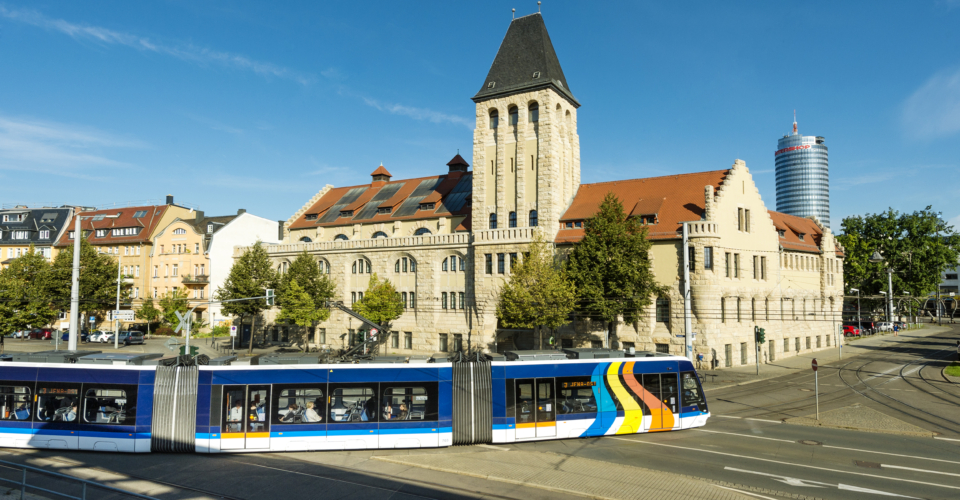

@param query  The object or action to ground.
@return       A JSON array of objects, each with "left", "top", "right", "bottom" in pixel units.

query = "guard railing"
[{"left": 0, "top": 459, "right": 157, "bottom": 500}]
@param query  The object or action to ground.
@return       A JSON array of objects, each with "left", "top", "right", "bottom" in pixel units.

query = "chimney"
[
  {"left": 194, "top": 210, "right": 204, "bottom": 221},
  {"left": 237, "top": 208, "right": 246, "bottom": 215},
  {"left": 166, "top": 194, "right": 174, "bottom": 205}
]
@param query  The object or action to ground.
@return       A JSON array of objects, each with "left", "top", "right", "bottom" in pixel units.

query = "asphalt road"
[{"left": 1, "top": 327, "right": 958, "bottom": 499}]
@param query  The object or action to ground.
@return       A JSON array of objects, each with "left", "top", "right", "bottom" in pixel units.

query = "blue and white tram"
[{"left": 0, "top": 350, "right": 709, "bottom": 454}]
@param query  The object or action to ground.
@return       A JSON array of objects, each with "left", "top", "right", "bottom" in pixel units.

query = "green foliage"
[
  {"left": 212, "top": 324, "right": 230, "bottom": 337},
  {"left": 496, "top": 231, "right": 577, "bottom": 335},
  {"left": 154, "top": 326, "right": 175, "bottom": 336},
  {"left": 353, "top": 273, "right": 403, "bottom": 328},
  {"left": 838, "top": 206, "right": 960, "bottom": 298},
  {"left": 565, "top": 193, "right": 667, "bottom": 339},
  {"left": 135, "top": 298, "right": 161, "bottom": 335},
  {"left": 158, "top": 289, "right": 189, "bottom": 328},
  {"left": 279, "top": 251, "right": 335, "bottom": 323},
  {"left": 277, "top": 280, "right": 325, "bottom": 327},
  {"left": 945, "top": 363, "right": 960, "bottom": 378},
  {"left": 0, "top": 246, "right": 57, "bottom": 332},
  {"left": 48, "top": 238, "right": 127, "bottom": 318},
  {"left": 215, "top": 241, "right": 279, "bottom": 318}
]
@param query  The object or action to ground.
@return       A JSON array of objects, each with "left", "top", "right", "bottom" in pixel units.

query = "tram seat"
[
  {"left": 14, "top": 407, "right": 29, "bottom": 420},
  {"left": 409, "top": 410, "right": 424, "bottom": 420}
]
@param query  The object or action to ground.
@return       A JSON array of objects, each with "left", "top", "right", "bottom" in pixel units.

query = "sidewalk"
[{"left": 698, "top": 325, "right": 956, "bottom": 391}]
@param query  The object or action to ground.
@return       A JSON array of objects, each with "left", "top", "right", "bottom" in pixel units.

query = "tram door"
[
  {"left": 642, "top": 374, "right": 679, "bottom": 430},
  {"left": 220, "top": 385, "right": 271, "bottom": 450},
  {"left": 514, "top": 378, "right": 556, "bottom": 439}
]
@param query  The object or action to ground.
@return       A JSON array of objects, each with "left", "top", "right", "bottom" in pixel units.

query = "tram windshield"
[
  {"left": 0, "top": 386, "right": 31, "bottom": 420},
  {"left": 680, "top": 372, "right": 707, "bottom": 412}
]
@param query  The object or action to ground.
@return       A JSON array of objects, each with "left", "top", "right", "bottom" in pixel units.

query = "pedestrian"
[{"left": 696, "top": 352, "right": 704, "bottom": 370}]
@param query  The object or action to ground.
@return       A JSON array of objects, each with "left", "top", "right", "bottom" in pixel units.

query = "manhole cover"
[
  {"left": 855, "top": 460, "right": 881, "bottom": 469},
  {"left": 799, "top": 388, "right": 812, "bottom": 392},
  {"left": 798, "top": 440, "right": 822, "bottom": 446}
]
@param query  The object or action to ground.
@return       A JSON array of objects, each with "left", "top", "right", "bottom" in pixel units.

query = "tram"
[{"left": 0, "top": 349, "right": 709, "bottom": 453}]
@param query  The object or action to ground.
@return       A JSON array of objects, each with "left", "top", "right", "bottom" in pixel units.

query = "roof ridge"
[{"left": 581, "top": 169, "right": 730, "bottom": 188}]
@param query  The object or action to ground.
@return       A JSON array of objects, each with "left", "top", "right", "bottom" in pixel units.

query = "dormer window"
[
  {"left": 419, "top": 203, "right": 435, "bottom": 211},
  {"left": 207, "top": 224, "right": 214, "bottom": 233},
  {"left": 378, "top": 207, "right": 392, "bottom": 215},
  {"left": 95, "top": 229, "right": 107, "bottom": 238},
  {"left": 339, "top": 210, "right": 354, "bottom": 218},
  {"left": 304, "top": 214, "right": 318, "bottom": 221},
  {"left": 638, "top": 215, "right": 656, "bottom": 225},
  {"left": 778, "top": 229, "right": 786, "bottom": 238},
  {"left": 798, "top": 233, "right": 805, "bottom": 241},
  {"left": 2, "top": 214, "right": 25, "bottom": 222}
]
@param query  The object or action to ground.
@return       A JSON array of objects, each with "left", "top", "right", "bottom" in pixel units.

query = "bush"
[
  {"left": 154, "top": 326, "right": 176, "bottom": 336},
  {"left": 946, "top": 363, "right": 960, "bottom": 378}
]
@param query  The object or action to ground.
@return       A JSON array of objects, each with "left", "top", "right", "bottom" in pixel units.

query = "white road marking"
[
  {"left": 714, "top": 415, "right": 742, "bottom": 419},
  {"left": 724, "top": 467, "right": 920, "bottom": 498},
  {"left": 609, "top": 437, "right": 960, "bottom": 491},
  {"left": 934, "top": 436, "right": 960, "bottom": 443},
  {"left": 743, "top": 418, "right": 781, "bottom": 423},
  {"left": 694, "top": 429, "right": 960, "bottom": 466},
  {"left": 713, "top": 485, "right": 779, "bottom": 500},
  {"left": 883, "top": 464, "right": 960, "bottom": 478}
]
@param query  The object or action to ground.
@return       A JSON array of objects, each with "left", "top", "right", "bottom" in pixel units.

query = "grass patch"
[{"left": 945, "top": 363, "right": 960, "bottom": 378}]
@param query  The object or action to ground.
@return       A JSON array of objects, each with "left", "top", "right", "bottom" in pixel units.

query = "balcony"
[{"left": 181, "top": 274, "right": 209, "bottom": 284}]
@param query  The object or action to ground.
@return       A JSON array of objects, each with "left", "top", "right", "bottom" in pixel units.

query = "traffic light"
[
  {"left": 758, "top": 327, "right": 766, "bottom": 344},
  {"left": 266, "top": 289, "right": 275, "bottom": 306}
]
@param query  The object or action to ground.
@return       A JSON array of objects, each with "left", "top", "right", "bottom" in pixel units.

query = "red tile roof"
[
  {"left": 447, "top": 154, "right": 469, "bottom": 167},
  {"left": 556, "top": 170, "right": 728, "bottom": 243},
  {"left": 768, "top": 210, "right": 823, "bottom": 254},
  {"left": 371, "top": 165, "right": 392, "bottom": 177},
  {"left": 54, "top": 205, "right": 171, "bottom": 247}
]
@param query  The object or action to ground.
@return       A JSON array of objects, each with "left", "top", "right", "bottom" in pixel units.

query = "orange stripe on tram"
[
  {"left": 623, "top": 361, "right": 674, "bottom": 432},
  {"left": 605, "top": 362, "right": 643, "bottom": 434}
]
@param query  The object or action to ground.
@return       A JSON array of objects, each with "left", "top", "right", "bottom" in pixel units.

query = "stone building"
[{"left": 247, "top": 13, "right": 844, "bottom": 368}]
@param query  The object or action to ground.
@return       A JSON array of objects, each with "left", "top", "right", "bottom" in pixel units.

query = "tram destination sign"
[{"left": 561, "top": 381, "right": 597, "bottom": 389}]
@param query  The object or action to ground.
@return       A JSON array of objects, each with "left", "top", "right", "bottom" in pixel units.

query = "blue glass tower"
[{"left": 775, "top": 117, "right": 830, "bottom": 229}]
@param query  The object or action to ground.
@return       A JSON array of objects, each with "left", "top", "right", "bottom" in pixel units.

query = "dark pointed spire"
[{"left": 473, "top": 13, "right": 579, "bottom": 107}]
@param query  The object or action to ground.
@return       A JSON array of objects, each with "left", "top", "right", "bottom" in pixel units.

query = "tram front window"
[
  {"left": 0, "top": 386, "right": 31, "bottom": 420},
  {"left": 681, "top": 372, "right": 706, "bottom": 412}
]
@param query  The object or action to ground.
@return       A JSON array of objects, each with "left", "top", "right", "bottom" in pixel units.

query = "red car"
[
  {"left": 842, "top": 325, "right": 860, "bottom": 337},
  {"left": 27, "top": 328, "right": 54, "bottom": 340}
]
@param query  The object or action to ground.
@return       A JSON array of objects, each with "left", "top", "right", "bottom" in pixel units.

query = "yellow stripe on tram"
[{"left": 606, "top": 362, "right": 644, "bottom": 434}]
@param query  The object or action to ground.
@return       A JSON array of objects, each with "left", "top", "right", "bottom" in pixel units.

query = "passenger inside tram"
[
  {"left": 397, "top": 403, "right": 409, "bottom": 420},
  {"left": 383, "top": 403, "right": 394, "bottom": 420},
  {"left": 280, "top": 403, "right": 299, "bottom": 422},
  {"left": 302, "top": 402, "right": 321, "bottom": 422},
  {"left": 227, "top": 401, "right": 244, "bottom": 432}
]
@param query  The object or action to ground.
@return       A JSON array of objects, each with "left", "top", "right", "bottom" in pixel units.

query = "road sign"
[
  {"left": 89, "top": 316, "right": 96, "bottom": 323},
  {"left": 230, "top": 325, "right": 237, "bottom": 337},
  {"left": 811, "top": 358, "right": 818, "bottom": 372},
  {"left": 369, "top": 328, "right": 378, "bottom": 340},
  {"left": 174, "top": 311, "right": 189, "bottom": 333},
  {"left": 109, "top": 310, "right": 135, "bottom": 322}
]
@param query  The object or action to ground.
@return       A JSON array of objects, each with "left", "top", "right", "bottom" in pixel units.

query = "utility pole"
[
  {"left": 681, "top": 222, "right": 693, "bottom": 361},
  {"left": 68, "top": 215, "right": 82, "bottom": 351},
  {"left": 114, "top": 255, "right": 122, "bottom": 350}
]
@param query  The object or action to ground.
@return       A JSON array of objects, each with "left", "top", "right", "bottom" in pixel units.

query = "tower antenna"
[
  {"left": 538, "top": 1, "right": 542, "bottom": 13},
  {"left": 512, "top": 8, "right": 515, "bottom": 19},
  {"left": 792, "top": 109, "right": 798, "bottom": 135}
]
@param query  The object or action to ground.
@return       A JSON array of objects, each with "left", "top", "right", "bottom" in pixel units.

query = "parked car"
[
  {"left": 118, "top": 331, "right": 144, "bottom": 345},
  {"left": 842, "top": 325, "right": 861, "bottom": 337},
  {"left": 60, "top": 331, "right": 90, "bottom": 343},
  {"left": 876, "top": 322, "right": 893, "bottom": 332},
  {"left": 27, "top": 328, "right": 54, "bottom": 340},
  {"left": 96, "top": 332, "right": 116, "bottom": 343},
  {"left": 11, "top": 330, "right": 28, "bottom": 339}
]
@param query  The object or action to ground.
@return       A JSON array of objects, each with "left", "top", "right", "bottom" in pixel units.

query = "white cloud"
[
  {"left": 0, "top": 6, "right": 313, "bottom": 85},
  {"left": 0, "top": 115, "right": 143, "bottom": 178},
  {"left": 362, "top": 97, "right": 472, "bottom": 128},
  {"left": 902, "top": 67, "right": 960, "bottom": 140}
]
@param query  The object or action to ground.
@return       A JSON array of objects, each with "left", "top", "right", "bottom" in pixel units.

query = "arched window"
[
  {"left": 372, "top": 231, "right": 388, "bottom": 239},
  {"left": 529, "top": 210, "right": 538, "bottom": 227},
  {"left": 299, "top": 236, "right": 312, "bottom": 243},
  {"left": 173, "top": 228, "right": 186, "bottom": 235},
  {"left": 414, "top": 227, "right": 431, "bottom": 236},
  {"left": 489, "top": 213, "right": 497, "bottom": 229},
  {"left": 508, "top": 106, "right": 518, "bottom": 126},
  {"left": 508, "top": 212, "right": 517, "bottom": 228},
  {"left": 318, "top": 259, "right": 330, "bottom": 274},
  {"left": 442, "top": 259, "right": 448, "bottom": 272},
  {"left": 334, "top": 234, "right": 348, "bottom": 241},
  {"left": 656, "top": 297, "right": 670, "bottom": 323},
  {"left": 352, "top": 258, "right": 370, "bottom": 274},
  {"left": 395, "top": 257, "right": 415, "bottom": 273},
  {"left": 528, "top": 102, "right": 539, "bottom": 123},
  {"left": 489, "top": 109, "right": 499, "bottom": 129}
]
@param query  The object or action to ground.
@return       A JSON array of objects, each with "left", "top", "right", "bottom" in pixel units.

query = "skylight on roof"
[
  {"left": 133, "top": 210, "right": 147, "bottom": 218},
  {"left": 92, "top": 214, "right": 105, "bottom": 221}
]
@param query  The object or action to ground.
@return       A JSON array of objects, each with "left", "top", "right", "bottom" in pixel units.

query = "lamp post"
[
  {"left": 869, "top": 250, "right": 894, "bottom": 324},
  {"left": 879, "top": 291, "right": 888, "bottom": 323},
  {"left": 68, "top": 213, "right": 119, "bottom": 351},
  {"left": 850, "top": 288, "right": 861, "bottom": 335},
  {"left": 903, "top": 291, "right": 911, "bottom": 326}
]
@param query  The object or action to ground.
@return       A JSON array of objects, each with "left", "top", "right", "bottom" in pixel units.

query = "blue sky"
[{"left": 1, "top": 1, "right": 959, "bottom": 230}]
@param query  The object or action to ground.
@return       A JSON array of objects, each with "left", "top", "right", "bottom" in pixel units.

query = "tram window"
[
  {"left": 680, "top": 372, "right": 706, "bottom": 412},
  {"left": 380, "top": 384, "right": 438, "bottom": 422},
  {"left": 328, "top": 385, "right": 378, "bottom": 423},
  {"left": 223, "top": 388, "right": 246, "bottom": 433},
  {"left": 83, "top": 387, "right": 136, "bottom": 425},
  {"left": 0, "top": 385, "right": 32, "bottom": 420},
  {"left": 515, "top": 379, "right": 535, "bottom": 424},
  {"left": 557, "top": 377, "right": 597, "bottom": 414},
  {"left": 34, "top": 385, "right": 80, "bottom": 423},
  {"left": 272, "top": 386, "right": 324, "bottom": 425}
]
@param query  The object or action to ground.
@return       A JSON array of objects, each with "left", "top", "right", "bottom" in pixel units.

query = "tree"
[
  {"left": 0, "top": 246, "right": 57, "bottom": 334},
  {"left": 838, "top": 206, "right": 960, "bottom": 318},
  {"left": 276, "top": 281, "right": 324, "bottom": 350},
  {"left": 352, "top": 273, "right": 403, "bottom": 336},
  {"left": 276, "top": 252, "right": 335, "bottom": 350},
  {"left": 158, "top": 289, "right": 189, "bottom": 330},
  {"left": 135, "top": 298, "right": 161, "bottom": 337},
  {"left": 48, "top": 238, "right": 126, "bottom": 326},
  {"left": 215, "top": 241, "right": 279, "bottom": 354},
  {"left": 565, "top": 193, "right": 666, "bottom": 347},
  {"left": 497, "top": 231, "right": 577, "bottom": 349}
]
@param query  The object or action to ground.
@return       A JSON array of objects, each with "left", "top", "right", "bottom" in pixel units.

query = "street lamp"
[
  {"left": 68, "top": 213, "right": 119, "bottom": 351},
  {"left": 850, "top": 288, "right": 861, "bottom": 335},
  {"left": 869, "top": 250, "right": 894, "bottom": 323}
]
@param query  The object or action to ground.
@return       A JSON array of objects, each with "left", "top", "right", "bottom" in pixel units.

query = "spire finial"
[
  {"left": 792, "top": 109, "right": 798, "bottom": 135},
  {"left": 538, "top": 1, "right": 541, "bottom": 13},
  {"left": 512, "top": 8, "right": 515, "bottom": 19}
]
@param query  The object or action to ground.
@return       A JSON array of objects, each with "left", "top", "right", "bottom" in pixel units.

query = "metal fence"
[{"left": 0, "top": 459, "right": 157, "bottom": 500}]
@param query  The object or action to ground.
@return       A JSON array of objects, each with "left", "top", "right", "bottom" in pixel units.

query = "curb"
[{"left": 943, "top": 367, "right": 960, "bottom": 385}]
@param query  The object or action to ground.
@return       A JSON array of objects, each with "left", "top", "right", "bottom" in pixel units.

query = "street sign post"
[
  {"left": 109, "top": 310, "right": 135, "bottom": 322},
  {"left": 812, "top": 358, "right": 819, "bottom": 420}
]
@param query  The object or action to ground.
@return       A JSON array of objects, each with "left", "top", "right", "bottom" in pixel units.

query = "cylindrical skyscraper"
[{"left": 775, "top": 116, "right": 830, "bottom": 229}]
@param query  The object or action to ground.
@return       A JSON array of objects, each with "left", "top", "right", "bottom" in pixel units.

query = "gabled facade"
[
  {"left": 244, "top": 12, "right": 843, "bottom": 368},
  {"left": 0, "top": 206, "right": 74, "bottom": 268}
]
